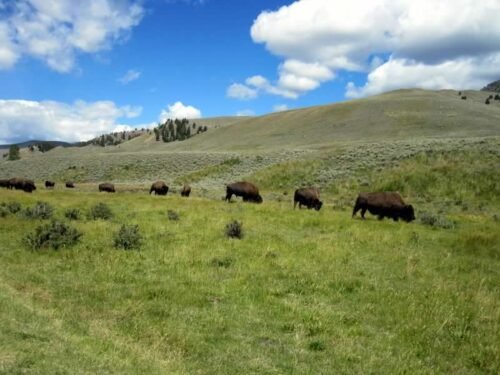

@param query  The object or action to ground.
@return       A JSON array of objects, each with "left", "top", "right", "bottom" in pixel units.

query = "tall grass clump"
[
  {"left": 225, "top": 220, "right": 243, "bottom": 239},
  {"left": 419, "top": 212, "right": 455, "bottom": 229},
  {"left": 0, "top": 204, "right": 9, "bottom": 217},
  {"left": 23, "top": 201, "right": 54, "bottom": 220},
  {"left": 6, "top": 201, "right": 22, "bottom": 214},
  {"left": 88, "top": 202, "right": 113, "bottom": 220},
  {"left": 114, "top": 224, "right": 142, "bottom": 250},
  {"left": 167, "top": 209, "right": 180, "bottom": 221},
  {"left": 24, "top": 220, "right": 82, "bottom": 250},
  {"left": 64, "top": 208, "right": 81, "bottom": 220}
]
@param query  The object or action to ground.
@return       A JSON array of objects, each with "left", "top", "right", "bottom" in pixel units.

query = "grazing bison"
[
  {"left": 294, "top": 187, "right": 323, "bottom": 210},
  {"left": 45, "top": 180, "right": 55, "bottom": 189},
  {"left": 8, "top": 177, "right": 37, "bottom": 193},
  {"left": 0, "top": 179, "right": 10, "bottom": 189},
  {"left": 99, "top": 183, "right": 115, "bottom": 193},
  {"left": 150, "top": 181, "right": 168, "bottom": 196},
  {"left": 225, "top": 181, "right": 263, "bottom": 203},
  {"left": 352, "top": 192, "right": 415, "bottom": 222},
  {"left": 181, "top": 185, "right": 191, "bottom": 197},
  {"left": 65, "top": 181, "right": 75, "bottom": 188}
]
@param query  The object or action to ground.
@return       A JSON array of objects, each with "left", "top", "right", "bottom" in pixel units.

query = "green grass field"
[{"left": 0, "top": 89, "right": 499, "bottom": 373}]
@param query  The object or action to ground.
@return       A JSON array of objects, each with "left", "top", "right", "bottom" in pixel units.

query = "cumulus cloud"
[
  {"left": 236, "top": 109, "right": 255, "bottom": 117},
  {"left": 234, "top": 0, "right": 500, "bottom": 99},
  {"left": 158, "top": 101, "right": 202, "bottom": 122},
  {"left": 0, "top": 0, "right": 143, "bottom": 72},
  {"left": 273, "top": 104, "right": 288, "bottom": 112},
  {"left": 118, "top": 69, "right": 141, "bottom": 84},
  {"left": 226, "top": 83, "right": 258, "bottom": 100},
  {"left": 0, "top": 99, "right": 143, "bottom": 144}
]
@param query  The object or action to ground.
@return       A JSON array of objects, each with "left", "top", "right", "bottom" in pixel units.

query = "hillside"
[{"left": 152, "top": 89, "right": 499, "bottom": 151}]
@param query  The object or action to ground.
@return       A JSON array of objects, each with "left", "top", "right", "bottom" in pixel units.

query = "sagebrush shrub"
[
  {"left": 88, "top": 203, "right": 113, "bottom": 220},
  {"left": 167, "top": 210, "right": 180, "bottom": 221},
  {"left": 24, "top": 221, "right": 82, "bottom": 250},
  {"left": 64, "top": 208, "right": 81, "bottom": 220},
  {"left": 0, "top": 205, "right": 8, "bottom": 217},
  {"left": 210, "top": 256, "right": 233, "bottom": 268},
  {"left": 114, "top": 224, "right": 142, "bottom": 250},
  {"left": 420, "top": 212, "right": 455, "bottom": 229},
  {"left": 225, "top": 220, "right": 243, "bottom": 239},
  {"left": 6, "top": 201, "right": 21, "bottom": 214},
  {"left": 24, "top": 201, "right": 54, "bottom": 220}
]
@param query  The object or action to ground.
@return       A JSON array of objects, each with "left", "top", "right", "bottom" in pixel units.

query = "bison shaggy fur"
[
  {"left": 150, "top": 181, "right": 169, "bottom": 196},
  {"left": 8, "top": 177, "right": 37, "bottom": 193},
  {"left": 352, "top": 192, "right": 415, "bottom": 222},
  {"left": 45, "top": 180, "right": 55, "bottom": 188},
  {"left": 181, "top": 185, "right": 191, "bottom": 197},
  {"left": 0, "top": 179, "right": 10, "bottom": 189},
  {"left": 225, "top": 181, "right": 262, "bottom": 203},
  {"left": 99, "top": 183, "right": 116, "bottom": 193},
  {"left": 294, "top": 187, "right": 323, "bottom": 211}
]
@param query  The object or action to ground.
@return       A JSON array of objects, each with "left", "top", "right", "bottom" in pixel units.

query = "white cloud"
[
  {"left": 346, "top": 55, "right": 500, "bottom": 98},
  {"left": 226, "top": 83, "right": 258, "bottom": 100},
  {"left": 273, "top": 104, "right": 288, "bottom": 112},
  {"left": 159, "top": 102, "right": 202, "bottom": 122},
  {"left": 0, "top": 0, "right": 143, "bottom": 72},
  {"left": 0, "top": 99, "right": 143, "bottom": 144},
  {"left": 236, "top": 109, "right": 255, "bottom": 117},
  {"left": 240, "top": 0, "right": 500, "bottom": 99},
  {"left": 118, "top": 69, "right": 141, "bottom": 84}
]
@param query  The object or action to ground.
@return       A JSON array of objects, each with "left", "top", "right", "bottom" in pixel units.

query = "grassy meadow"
[{"left": 0, "top": 89, "right": 499, "bottom": 373}]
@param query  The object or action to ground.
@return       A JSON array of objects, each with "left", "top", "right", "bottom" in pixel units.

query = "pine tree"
[{"left": 8, "top": 145, "right": 20, "bottom": 161}]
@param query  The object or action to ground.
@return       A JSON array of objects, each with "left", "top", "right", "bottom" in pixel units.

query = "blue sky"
[{"left": 0, "top": 0, "right": 499, "bottom": 143}]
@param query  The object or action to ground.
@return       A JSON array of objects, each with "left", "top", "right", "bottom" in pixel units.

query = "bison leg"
[
  {"left": 360, "top": 207, "right": 367, "bottom": 219},
  {"left": 225, "top": 191, "right": 233, "bottom": 202}
]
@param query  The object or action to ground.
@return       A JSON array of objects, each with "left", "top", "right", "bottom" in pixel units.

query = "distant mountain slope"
[
  {"left": 151, "top": 89, "right": 500, "bottom": 151},
  {"left": 481, "top": 80, "right": 500, "bottom": 92},
  {"left": 0, "top": 140, "right": 73, "bottom": 150}
]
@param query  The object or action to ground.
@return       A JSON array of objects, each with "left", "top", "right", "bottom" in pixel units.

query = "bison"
[
  {"left": 150, "top": 181, "right": 168, "bottom": 196},
  {"left": 99, "top": 183, "right": 115, "bottom": 193},
  {"left": 8, "top": 177, "right": 37, "bottom": 193},
  {"left": 181, "top": 184, "right": 191, "bottom": 197},
  {"left": 225, "top": 181, "right": 263, "bottom": 203},
  {"left": 65, "top": 181, "right": 75, "bottom": 188},
  {"left": 352, "top": 192, "right": 415, "bottom": 222},
  {"left": 45, "top": 180, "right": 55, "bottom": 189},
  {"left": 0, "top": 179, "right": 10, "bottom": 189},
  {"left": 294, "top": 187, "right": 323, "bottom": 210}
]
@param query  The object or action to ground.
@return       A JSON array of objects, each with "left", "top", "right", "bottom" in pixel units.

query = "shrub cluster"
[
  {"left": 419, "top": 212, "right": 455, "bottom": 229},
  {"left": 23, "top": 202, "right": 54, "bottom": 220},
  {"left": 24, "top": 220, "right": 82, "bottom": 250},
  {"left": 88, "top": 203, "right": 113, "bottom": 220},
  {"left": 6, "top": 201, "right": 22, "bottom": 214},
  {"left": 64, "top": 208, "right": 81, "bottom": 220},
  {"left": 167, "top": 210, "right": 180, "bottom": 221},
  {"left": 114, "top": 224, "right": 142, "bottom": 250},
  {"left": 225, "top": 220, "right": 243, "bottom": 239}
]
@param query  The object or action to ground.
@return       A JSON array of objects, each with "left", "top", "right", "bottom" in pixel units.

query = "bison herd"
[{"left": 1, "top": 177, "right": 416, "bottom": 223}]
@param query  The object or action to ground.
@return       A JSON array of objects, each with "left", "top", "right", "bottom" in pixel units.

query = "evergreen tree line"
[
  {"left": 78, "top": 129, "right": 149, "bottom": 147},
  {"left": 153, "top": 118, "right": 208, "bottom": 143}
]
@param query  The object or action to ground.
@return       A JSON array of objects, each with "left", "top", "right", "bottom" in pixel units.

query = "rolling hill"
[{"left": 120, "top": 89, "right": 500, "bottom": 152}]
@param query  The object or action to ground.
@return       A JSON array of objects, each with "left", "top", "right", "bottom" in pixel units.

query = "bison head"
[
  {"left": 314, "top": 200, "right": 323, "bottom": 211},
  {"left": 402, "top": 204, "right": 415, "bottom": 222}
]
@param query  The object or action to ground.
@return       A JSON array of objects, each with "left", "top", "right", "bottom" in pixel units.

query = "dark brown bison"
[
  {"left": 150, "top": 181, "right": 168, "bottom": 195},
  {"left": 0, "top": 179, "right": 10, "bottom": 189},
  {"left": 181, "top": 185, "right": 191, "bottom": 197},
  {"left": 294, "top": 187, "right": 323, "bottom": 210},
  {"left": 8, "top": 177, "right": 37, "bottom": 193},
  {"left": 65, "top": 181, "right": 75, "bottom": 188},
  {"left": 45, "top": 180, "right": 55, "bottom": 188},
  {"left": 225, "top": 181, "right": 263, "bottom": 203},
  {"left": 99, "top": 183, "right": 116, "bottom": 193},
  {"left": 352, "top": 192, "right": 415, "bottom": 222}
]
